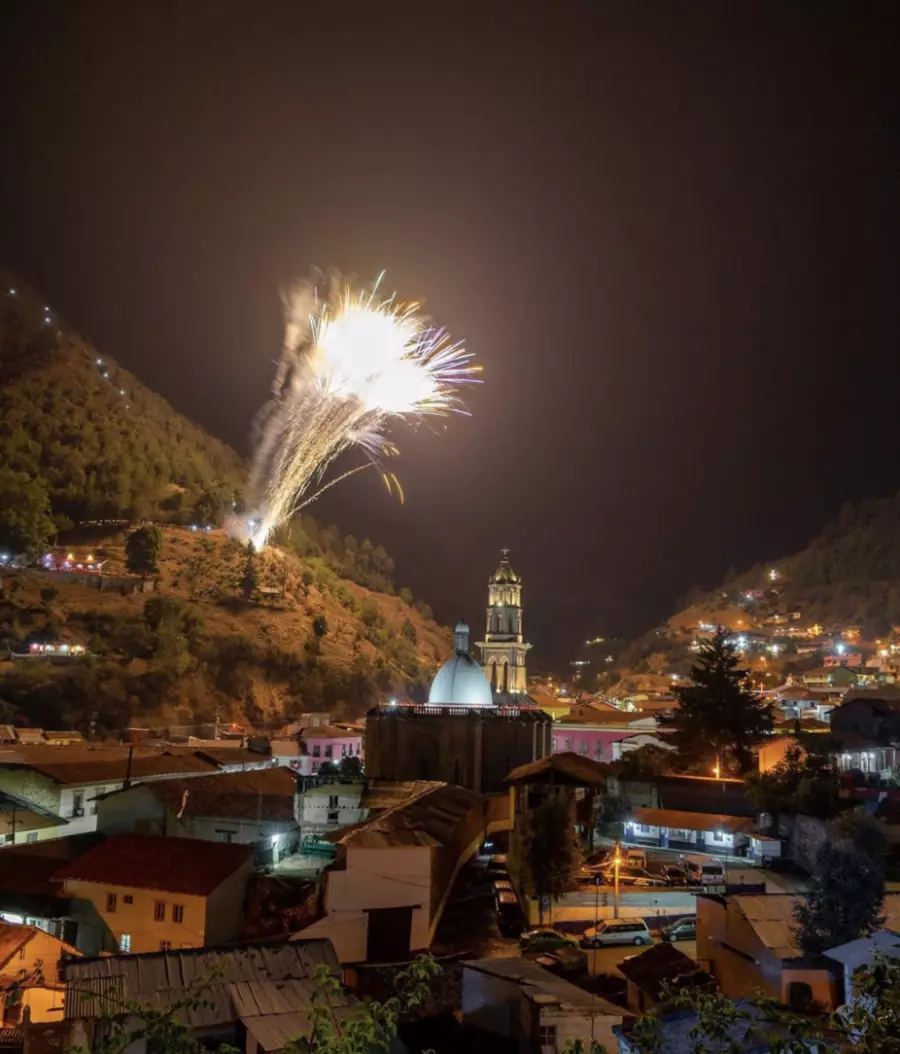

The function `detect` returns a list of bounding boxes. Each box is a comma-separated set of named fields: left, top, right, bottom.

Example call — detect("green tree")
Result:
left=666, top=629, right=773, bottom=773
left=794, top=838, right=884, bottom=955
left=312, top=615, right=328, bottom=639
left=0, top=468, right=55, bottom=557
left=398, top=587, right=414, bottom=606
left=745, top=741, right=840, bottom=820
left=194, top=489, right=225, bottom=527
left=337, top=754, right=363, bottom=780
left=241, top=541, right=259, bottom=599
left=509, top=792, right=577, bottom=925
left=125, top=524, right=163, bottom=578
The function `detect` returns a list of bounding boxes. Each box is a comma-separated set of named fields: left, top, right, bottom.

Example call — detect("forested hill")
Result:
left=0, top=272, right=450, bottom=731
left=0, top=271, right=244, bottom=527
left=606, top=491, right=900, bottom=694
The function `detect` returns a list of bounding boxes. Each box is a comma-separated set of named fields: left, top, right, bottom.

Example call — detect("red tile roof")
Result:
left=55, top=834, right=253, bottom=895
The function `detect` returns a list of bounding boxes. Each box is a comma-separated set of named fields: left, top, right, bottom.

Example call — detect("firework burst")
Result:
left=247, top=271, right=479, bottom=549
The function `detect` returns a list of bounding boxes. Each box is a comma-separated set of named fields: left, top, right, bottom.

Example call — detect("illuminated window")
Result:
left=159, top=940, right=171, bottom=951
left=173, top=905, right=184, bottom=924
left=312, top=745, right=321, bottom=757
left=119, top=934, right=131, bottom=952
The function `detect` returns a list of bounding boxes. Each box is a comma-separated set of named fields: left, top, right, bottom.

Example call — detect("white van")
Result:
left=681, top=855, right=726, bottom=886
left=624, top=849, right=647, bottom=869
left=580, top=918, right=652, bottom=948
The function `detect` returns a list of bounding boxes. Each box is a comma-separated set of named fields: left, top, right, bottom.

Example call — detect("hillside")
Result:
left=606, top=491, right=900, bottom=695
left=0, top=271, right=244, bottom=528
left=0, top=273, right=451, bottom=731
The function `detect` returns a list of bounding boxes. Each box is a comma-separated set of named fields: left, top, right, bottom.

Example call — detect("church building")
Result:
left=364, top=550, right=551, bottom=793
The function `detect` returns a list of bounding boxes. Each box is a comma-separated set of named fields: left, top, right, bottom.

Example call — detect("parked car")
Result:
left=487, top=853, right=509, bottom=878
left=492, top=879, right=515, bottom=894
left=661, top=916, right=697, bottom=942
left=519, top=928, right=578, bottom=954
left=660, top=865, right=689, bottom=886
left=580, top=918, right=653, bottom=948
left=680, top=855, right=726, bottom=886
left=495, top=890, right=523, bottom=937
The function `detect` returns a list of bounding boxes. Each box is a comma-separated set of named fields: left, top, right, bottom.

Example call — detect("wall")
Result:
left=541, top=1005, right=622, bottom=1054
left=0, top=770, right=61, bottom=815
left=322, top=845, right=431, bottom=962
left=299, top=784, right=366, bottom=832
left=204, top=861, right=253, bottom=946
left=61, top=879, right=209, bottom=954
left=2, top=927, right=76, bottom=1022
left=551, top=726, right=640, bottom=763
left=95, top=786, right=164, bottom=836
left=365, top=710, right=550, bottom=793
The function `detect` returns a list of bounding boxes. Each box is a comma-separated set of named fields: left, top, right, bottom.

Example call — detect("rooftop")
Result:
left=330, top=781, right=482, bottom=849
left=506, top=751, right=612, bottom=786
left=631, top=807, right=756, bottom=835
left=0, top=750, right=218, bottom=785
left=102, top=768, right=298, bottom=822
left=63, top=938, right=342, bottom=1027
left=0, top=923, right=79, bottom=970
left=54, top=833, right=253, bottom=895
left=463, top=957, right=622, bottom=1015
left=616, top=942, right=708, bottom=1002
left=823, top=928, right=900, bottom=971
left=299, top=725, right=362, bottom=740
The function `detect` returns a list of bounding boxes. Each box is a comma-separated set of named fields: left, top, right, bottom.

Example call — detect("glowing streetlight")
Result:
left=713, top=756, right=721, bottom=780
left=768, top=569, right=778, bottom=582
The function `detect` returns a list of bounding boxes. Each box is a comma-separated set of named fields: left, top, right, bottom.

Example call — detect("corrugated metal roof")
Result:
left=333, top=782, right=482, bottom=849
left=505, top=752, right=612, bottom=785
left=63, top=939, right=339, bottom=1023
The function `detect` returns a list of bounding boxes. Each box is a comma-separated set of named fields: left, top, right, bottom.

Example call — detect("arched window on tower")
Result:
left=502, top=661, right=509, bottom=693
left=490, top=662, right=498, bottom=691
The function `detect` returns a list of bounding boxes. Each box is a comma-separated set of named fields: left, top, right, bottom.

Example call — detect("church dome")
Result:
left=428, top=622, right=494, bottom=708
left=490, top=549, right=520, bottom=585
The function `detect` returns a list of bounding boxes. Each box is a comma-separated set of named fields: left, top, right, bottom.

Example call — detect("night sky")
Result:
left=2, top=2, right=899, bottom=672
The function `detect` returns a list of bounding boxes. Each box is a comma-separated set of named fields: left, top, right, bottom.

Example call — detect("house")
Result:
left=54, top=833, right=254, bottom=955
left=802, top=665, right=857, bottom=691
left=613, top=1000, right=825, bottom=1053
left=831, top=690, right=900, bottom=776
left=0, top=790, right=68, bottom=847
left=616, top=942, right=711, bottom=1013
left=0, top=750, right=220, bottom=840
left=294, top=726, right=364, bottom=777
left=757, top=735, right=803, bottom=774
left=296, top=781, right=485, bottom=963
left=297, top=782, right=366, bottom=836
left=550, top=709, right=665, bottom=764
left=0, top=835, right=103, bottom=945
left=822, top=928, right=900, bottom=1008
left=824, top=653, right=863, bottom=669
left=461, top=957, right=626, bottom=1054
left=61, top=937, right=356, bottom=1054
left=625, top=807, right=755, bottom=855
left=693, top=893, right=900, bottom=1008
left=0, top=922, right=80, bottom=1024
left=94, top=768, right=300, bottom=862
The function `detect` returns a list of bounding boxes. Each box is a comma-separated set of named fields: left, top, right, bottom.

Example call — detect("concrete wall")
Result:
left=542, top=1005, right=622, bottom=1054
left=461, top=968, right=532, bottom=1054
left=204, top=861, right=253, bottom=946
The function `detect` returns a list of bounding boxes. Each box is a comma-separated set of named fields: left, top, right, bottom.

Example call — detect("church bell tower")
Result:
left=476, top=548, right=531, bottom=695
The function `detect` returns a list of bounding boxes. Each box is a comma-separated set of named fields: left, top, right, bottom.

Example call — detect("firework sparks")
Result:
left=247, top=271, right=479, bottom=549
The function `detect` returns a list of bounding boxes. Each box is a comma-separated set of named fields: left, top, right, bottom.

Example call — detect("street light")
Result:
left=613, top=840, right=622, bottom=920
left=713, top=756, right=721, bottom=780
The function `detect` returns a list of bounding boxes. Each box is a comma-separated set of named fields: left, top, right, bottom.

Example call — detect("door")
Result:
left=366, top=906, right=413, bottom=963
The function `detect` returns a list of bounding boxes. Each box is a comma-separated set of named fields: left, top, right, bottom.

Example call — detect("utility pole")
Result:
left=613, top=839, right=622, bottom=920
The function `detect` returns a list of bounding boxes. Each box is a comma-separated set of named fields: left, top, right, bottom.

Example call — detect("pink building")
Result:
left=550, top=704, right=668, bottom=762
left=291, top=725, right=364, bottom=776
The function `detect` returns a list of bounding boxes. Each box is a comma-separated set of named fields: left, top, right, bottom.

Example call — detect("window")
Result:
left=159, top=941, right=172, bottom=951
left=711, top=830, right=725, bottom=842
left=552, top=737, right=559, bottom=751
left=173, top=905, right=184, bottom=924
left=328, top=795, right=339, bottom=809
left=72, top=791, right=84, bottom=817
left=580, top=739, right=588, bottom=755
left=341, top=744, right=347, bottom=757
left=215, top=829, right=236, bottom=843
left=26, top=832, right=38, bottom=843
left=538, top=1024, right=557, bottom=1052
left=312, top=745, right=321, bottom=757
left=594, top=741, right=604, bottom=759
left=106, top=893, right=117, bottom=913
left=119, top=934, right=131, bottom=952
left=154, top=901, right=165, bottom=922
left=324, top=745, right=333, bottom=758
left=124, top=895, right=133, bottom=904
left=564, top=738, right=572, bottom=751
left=356, top=743, right=361, bottom=755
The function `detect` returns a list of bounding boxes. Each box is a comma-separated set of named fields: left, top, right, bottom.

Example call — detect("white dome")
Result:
left=428, top=621, right=494, bottom=707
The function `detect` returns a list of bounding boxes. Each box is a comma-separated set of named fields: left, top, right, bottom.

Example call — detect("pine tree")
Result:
left=667, top=628, right=773, bottom=774
left=125, top=524, right=163, bottom=578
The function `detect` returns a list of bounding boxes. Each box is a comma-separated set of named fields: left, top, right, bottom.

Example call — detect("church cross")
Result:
left=501, top=546, right=510, bottom=559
